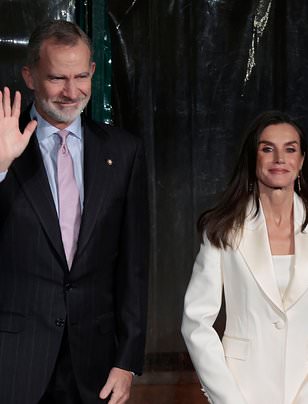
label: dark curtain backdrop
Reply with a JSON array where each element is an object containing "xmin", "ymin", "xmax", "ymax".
[
  {"xmin": 1, "ymin": 0, "xmax": 308, "ymax": 372},
  {"xmin": 108, "ymin": 0, "xmax": 308, "ymax": 369}
]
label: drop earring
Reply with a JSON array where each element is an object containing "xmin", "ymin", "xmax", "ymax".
[{"xmin": 298, "ymin": 174, "xmax": 302, "ymax": 192}]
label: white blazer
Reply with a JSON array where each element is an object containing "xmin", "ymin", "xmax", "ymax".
[{"xmin": 182, "ymin": 194, "xmax": 308, "ymax": 404}]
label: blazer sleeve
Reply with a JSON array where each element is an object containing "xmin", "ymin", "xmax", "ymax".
[
  {"xmin": 113, "ymin": 139, "xmax": 149, "ymax": 375},
  {"xmin": 181, "ymin": 234, "xmax": 247, "ymax": 404}
]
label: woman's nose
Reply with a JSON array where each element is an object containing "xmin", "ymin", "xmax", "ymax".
[{"xmin": 274, "ymin": 150, "xmax": 285, "ymax": 164}]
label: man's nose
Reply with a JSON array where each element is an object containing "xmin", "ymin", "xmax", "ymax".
[{"xmin": 63, "ymin": 80, "xmax": 78, "ymax": 99}]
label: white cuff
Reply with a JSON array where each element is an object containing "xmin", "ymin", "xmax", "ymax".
[{"xmin": 0, "ymin": 171, "xmax": 7, "ymax": 182}]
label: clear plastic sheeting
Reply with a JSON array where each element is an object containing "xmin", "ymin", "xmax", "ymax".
[
  {"xmin": 0, "ymin": 38, "xmax": 28, "ymax": 46},
  {"xmin": 244, "ymin": 0, "xmax": 272, "ymax": 85},
  {"xmin": 114, "ymin": 0, "xmax": 137, "ymax": 29},
  {"xmin": 0, "ymin": 0, "xmax": 75, "ymax": 107},
  {"xmin": 47, "ymin": 0, "xmax": 75, "ymax": 21},
  {"xmin": 108, "ymin": 0, "xmax": 139, "ymax": 29}
]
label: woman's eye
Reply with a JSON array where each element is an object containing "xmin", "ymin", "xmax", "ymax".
[
  {"xmin": 261, "ymin": 146, "xmax": 273, "ymax": 153},
  {"xmin": 286, "ymin": 147, "xmax": 296, "ymax": 153}
]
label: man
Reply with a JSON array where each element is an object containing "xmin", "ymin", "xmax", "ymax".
[{"xmin": 0, "ymin": 20, "xmax": 148, "ymax": 404}]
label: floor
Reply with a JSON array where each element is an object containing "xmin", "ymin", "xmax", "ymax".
[
  {"xmin": 129, "ymin": 384, "xmax": 207, "ymax": 404},
  {"xmin": 128, "ymin": 372, "xmax": 209, "ymax": 404}
]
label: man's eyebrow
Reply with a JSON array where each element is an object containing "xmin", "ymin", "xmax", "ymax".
[
  {"xmin": 46, "ymin": 72, "xmax": 91, "ymax": 79},
  {"xmin": 75, "ymin": 72, "xmax": 91, "ymax": 77}
]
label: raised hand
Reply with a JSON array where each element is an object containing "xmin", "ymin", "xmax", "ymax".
[{"xmin": 0, "ymin": 87, "xmax": 37, "ymax": 172}]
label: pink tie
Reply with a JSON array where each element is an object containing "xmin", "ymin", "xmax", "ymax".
[{"xmin": 57, "ymin": 130, "xmax": 81, "ymax": 268}]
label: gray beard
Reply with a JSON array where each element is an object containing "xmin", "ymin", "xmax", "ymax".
[{"xmin": 36, "ymin": 97, "xmax": 89, "ymax": 124}]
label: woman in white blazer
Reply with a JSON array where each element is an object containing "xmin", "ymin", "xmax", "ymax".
[{"xmin": 182, "ymin": 111, "xmax": 308, "ymax": 404}]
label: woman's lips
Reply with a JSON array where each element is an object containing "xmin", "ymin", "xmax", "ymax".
[{"xmin": 268, "ymin": 168, "xmax": 289, "ymax": 174}]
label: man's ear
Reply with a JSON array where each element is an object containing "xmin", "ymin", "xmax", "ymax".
[
  {"xmin": 21, "ymin": 66, "xmax": 35, "ymax": 90},
  {"xmin": 90, "ymin": 62, "xmax": 96, "ymax": 76}
]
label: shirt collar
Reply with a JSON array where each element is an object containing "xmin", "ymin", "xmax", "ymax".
[{"xmin": 30, "ymin": 104, "xmax": 82, "ymax": 142}]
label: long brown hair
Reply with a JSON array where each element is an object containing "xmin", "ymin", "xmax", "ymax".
[{"xmin": 198, "ymin": 111, "xmax": 308, "ymax": 249}]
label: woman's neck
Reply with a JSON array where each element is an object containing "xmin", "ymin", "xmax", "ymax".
[
  {"xmin": 259, "ymin": 188, "xmax": 294, "ymax": 226},
  {"xmin": 259, "ymin": 187, "xmax": 295, "ymax": 255}
]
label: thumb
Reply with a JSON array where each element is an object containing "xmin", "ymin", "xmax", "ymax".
[
  {"xmin": 22, "ymin": 120, "xmax": 37, "ymax": 143},
  {"xmin": 99, "ymin": 378, "xmax": 113, "ymax": 400}
]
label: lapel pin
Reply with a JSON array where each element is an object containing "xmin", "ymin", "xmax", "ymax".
[{"xmin": 106, "ymin": 159, "xmax": 113, "ymax": 166}]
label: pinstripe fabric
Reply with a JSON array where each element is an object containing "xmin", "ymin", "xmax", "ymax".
[{"xmin": 0, "ymin": 112, "xmax": 148, "ymax": 404}]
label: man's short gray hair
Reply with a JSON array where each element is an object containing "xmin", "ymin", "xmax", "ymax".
[{"xmin": 26, "ymin": 19, "xmax": 93, "ymax": 67}]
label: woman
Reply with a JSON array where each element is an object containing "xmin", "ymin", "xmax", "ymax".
[{"xmin": 182, "ymin": 111, "xmax": 308, "ymax": 404}]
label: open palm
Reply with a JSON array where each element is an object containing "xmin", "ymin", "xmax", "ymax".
[{"xmin": 0, "ymin": 87, "xmax": 37, "ymax": 172}]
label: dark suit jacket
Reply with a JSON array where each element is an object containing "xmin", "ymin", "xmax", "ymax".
[{"xmin": 0, "ymin": 111, "xmax": 148, "ymax": 404}]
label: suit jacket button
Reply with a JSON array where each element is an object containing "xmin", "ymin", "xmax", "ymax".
[
  {"xmin": 274, "ymin": 320, "xmax": 285, "ymax": 329},
  {"xmin": 64, "ymin": 282, "xmax": 72, "ymax": 291},
  {"xmin": 55, "ymin": 318, "xmax": 65, "ymax": 327}
]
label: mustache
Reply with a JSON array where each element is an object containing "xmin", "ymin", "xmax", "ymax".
[{"xmin": 53, "ymin": 96, "xmax": 87, "ymax": 103}]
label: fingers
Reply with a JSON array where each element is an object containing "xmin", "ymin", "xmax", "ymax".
[
  {"xmin": 3, "ymin": 87, "xmax": 11, "ymax": 117},
  {"xmin": 0, "ymin": 87, "xmax": 22, "ymax": 119},
  {"xmin": 11, "ymin": 90, "xmax": 21, "ymax": 118},
  {"xmin": 107, "ymin": 392, "xmax": 130, "ymax": 404}
]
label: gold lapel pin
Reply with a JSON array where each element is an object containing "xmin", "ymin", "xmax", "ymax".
[{"xmin": 106, "ymin": 159, "xmax": 113, "ymax": 166}]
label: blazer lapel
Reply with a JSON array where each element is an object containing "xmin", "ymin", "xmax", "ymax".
[
  {"xmin": 238, "ymin": 201, "xmax": 284, "ymax": 312},
  {"xmin": 12, "ymin": 133, "xmax": 67, "ymax": 267},
  {"xmin": 75, "ymin": 120, "xmax": 113, "ymax": 258},
  {"xmin": 283, "ymin": 195, "xmax": 308, "ymax": 310}
]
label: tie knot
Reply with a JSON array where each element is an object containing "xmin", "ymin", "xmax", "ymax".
[{"xmin": 58, "ymin": 130, "xmax": 69, "ymax": 144}]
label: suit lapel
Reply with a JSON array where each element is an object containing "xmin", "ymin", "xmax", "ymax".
[
  {"xmin": 239, "ymin": 195, "xmax": 308, "ymax": 312},
  {"xmin": 238, "ymin": 201, "xmax": 284, "ymax": 312},
  {"xmin": 283, "ymin": 195, "xmax": 308, "ymax": 310},
  {"xmin": 12, "ymin": 132, "xmax": 67, "ymax": 267},
  {"xmin": 75, "ymin": 120, "xmax": 113, "ymax": 258}
]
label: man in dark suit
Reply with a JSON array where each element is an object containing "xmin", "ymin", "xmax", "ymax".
[{"xmin": 0, "ymin": 20, "xmax": 148, "ymax": 404}]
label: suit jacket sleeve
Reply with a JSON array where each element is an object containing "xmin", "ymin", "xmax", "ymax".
[
  {"xmin": 181, "ymin": 235, "xmax": 247, "ymax": 404},
  {"xmin": 113, "ymin": 139, "xmax": 148, "ymax": 375}
]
